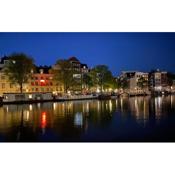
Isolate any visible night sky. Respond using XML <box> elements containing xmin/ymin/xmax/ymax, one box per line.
<box><xmin>0</xmin><ymin>32</ymin><xmax>175</xmax><ymax>76</ymax></box>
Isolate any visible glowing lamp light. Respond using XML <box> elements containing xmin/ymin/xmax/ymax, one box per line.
<box><xmin>114</xmin><ymin>89</ymin><xmax>118</xmax><ymax>93</ymax></box>
<box><xmin>96</xmin><ymin>88</ymin><xmax>100</xmax><ymax>93</ymax></box>
<box><xmin>52</xmin><ymin>91</ymin><xmax>57</xmax><ymax>95</ymax></box>
<box><xmin>40</xmin><ymin>79</ymin><xmax>46</xmax><ymax>86</ymax></box>
<box><xmin>40</xmin><ymin>79</ymin><xmax>45</xmax><ymax>83</ymax></box>
<box><xmin>4</xmin><ymin>96</ymin><xmax>8</xmax><ymax>99</ymax></box>
<box><xmin>108</xmin><ymin>88</ymin><xmax>112</xmax><ymax>92</ymax></box>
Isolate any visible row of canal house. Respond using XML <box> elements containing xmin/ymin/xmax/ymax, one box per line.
<box><xmin>0</xmin><ymin>56</ymin><xmax>89</xmax><ymax>96</ymax></box>
<box><xmin>119</xmin><ymin>71</ymin><xmax>149</xmax><ymax>94</ymax></box>
<box><xmin>118</xmin><ymin>69</ymin><xmax>175</xmax><ymax>94</ymax></box>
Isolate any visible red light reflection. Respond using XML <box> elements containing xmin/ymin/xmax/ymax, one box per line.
<box><xmin>41</xmin><ymin>112</ymin><xmax>47</xmax><ymax>129</ymax></box>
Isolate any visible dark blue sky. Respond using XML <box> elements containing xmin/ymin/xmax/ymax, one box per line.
<box><xmin>0</xmin><ymin>32</ymin><xmax>175</xmax><ymax>76</ymax></box>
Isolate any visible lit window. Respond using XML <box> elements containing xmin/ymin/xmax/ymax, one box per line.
<box><xmin>40</xmin><ymin>69</ymin><xmax>44</xmax><ymax>74</ymax></box>
<box><xmin>40</xmin><ymin>79</ymin><xmax>45</xmax><ymax>86</ymax></box>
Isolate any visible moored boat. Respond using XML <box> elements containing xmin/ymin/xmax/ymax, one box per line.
<box><xmin>2</xmin><ymin>92</ymin><xmax>53</xmax><ymax>104</ymax></box>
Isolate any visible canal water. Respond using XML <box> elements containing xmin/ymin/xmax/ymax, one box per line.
<box><xmin>0</xmin><ymin>95</ymin><xmax>175</xmax><ymax>142</ymax></box>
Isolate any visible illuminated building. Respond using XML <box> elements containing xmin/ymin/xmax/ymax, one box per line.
<box><xmin>68</xmin><ymin>57</ymin><xmax>89</xmax><ymax>93</ymax></box>
<box><xmin>0</xmin><ymin>56</ymin><xmax>90</xmax><ymax>96</ymax></box>
<box><xmin>28</xmin><ymin>66</ymin><xmax>63</xmax><ymax>94</ymax></box>
<box><xmin>0</xmin><ymin>70</ymin><xmax>19</xmax><ymax>95</ymax></box>
<box><xmin>68</xmin><ymin>57</ymin><xmax>89</xmax><ymax>74</ymax></box>
<box><xmin>0</xmin><ymin>56</ymin><xmax>19</xmax><ymax>95</ymax></box>
<box><xmin>81</xmin><ymin>64</ymin><xmax>89</xmax><ymax>73</ymax></box>
<box><xmin>149</xmin><ymin>69</ymin><xmax>168</xmax><ymax>91</ymax></box>
<box><xmin>0</xmin><ymin>56</ymin><xmax>64</xmax><ymax>96</ymax></box>
<box><xmin>68</xmin><ymin>57</ymin><xmax>81</xmax><ymax>72</ymax></box>
<box><xmin>120</xmin><ymin>71</ymin><xmax>149</xmax><ymax>93</ymax></box>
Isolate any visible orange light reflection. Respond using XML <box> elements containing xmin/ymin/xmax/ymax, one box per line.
<box><xmin>41</xmin><ymin>112</ymin><xmax>47</xmax><ymax>129</ymax></box>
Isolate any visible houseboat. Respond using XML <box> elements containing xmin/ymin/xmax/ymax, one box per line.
<box><xmin>2</xmin><ymin>92</ymin><xmax>53</xmax><ymax>104</ymax></box>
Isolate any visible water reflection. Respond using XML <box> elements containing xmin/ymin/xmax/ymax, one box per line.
<box><xmin>0</xmin><ymin>96</ymin><xmax>175</xmax><ymax>141</ymax></box>
<box><xmin>74</xmin><ymin>112</ymin><xmax>83</xmax><ymax>127</ymax></box>
<box><xmin>41</xmin><ymin>112</ymin><xmax>47</xmax><ymax>134</ymax></box>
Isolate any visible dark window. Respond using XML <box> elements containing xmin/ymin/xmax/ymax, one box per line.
<box><xmin>10</xmin><ymin>83</ymin><xmax>13</xmax><ymax>88</ymax></box>
<box><xmin>2</xmin><ymin>83</ymin><xmax>5</xmax><ymax>89</ymax></box>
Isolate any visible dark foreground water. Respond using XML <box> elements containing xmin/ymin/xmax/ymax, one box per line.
<box><xmin>0</xmin><ymin>95</ymin><xmax>175</xmax><ymax>142</ymax></box>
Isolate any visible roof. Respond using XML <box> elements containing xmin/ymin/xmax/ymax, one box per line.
<box><xmin>81</xmin><ymin>64</ymin><xmax>88</xmax><ymax>69</ymax></box>
<box><xmin>68</xmin><ymin>57</ymin><xmax>80</xmax><ymax>63</ymax></box>
<box><xmin>0</xmin><ymin>56</ymin><xmax>9</xmax><ymax>64</ymax></box>
<box><xmin>125</xmin><ymin>72</ymin><xmax>136</xmax><ymax>78</ymax></box>
<box><xmin>149</xmin><ymin>69</ymin><xmax>167</xmax><ymax>74</ymax></box>
<box><xmin>35</xmin><ymin>65</ymin><xmax>52</xmax><ymax>74</ymax></box>
<box><xmin>122</xmin><ymin>71</ymin><xmax>138</xmax><ymax>73</ymax></box>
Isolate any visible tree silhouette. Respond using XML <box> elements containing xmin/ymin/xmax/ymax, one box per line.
<box><xmin>52</xmin><ymin>59</ymin><xmax>75</xmax><ymax>93</ymax></box>
<box><xmin>4</xmin><ymin>53</ymin><xmax>35</xmax><ymax>93</ymax></box>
